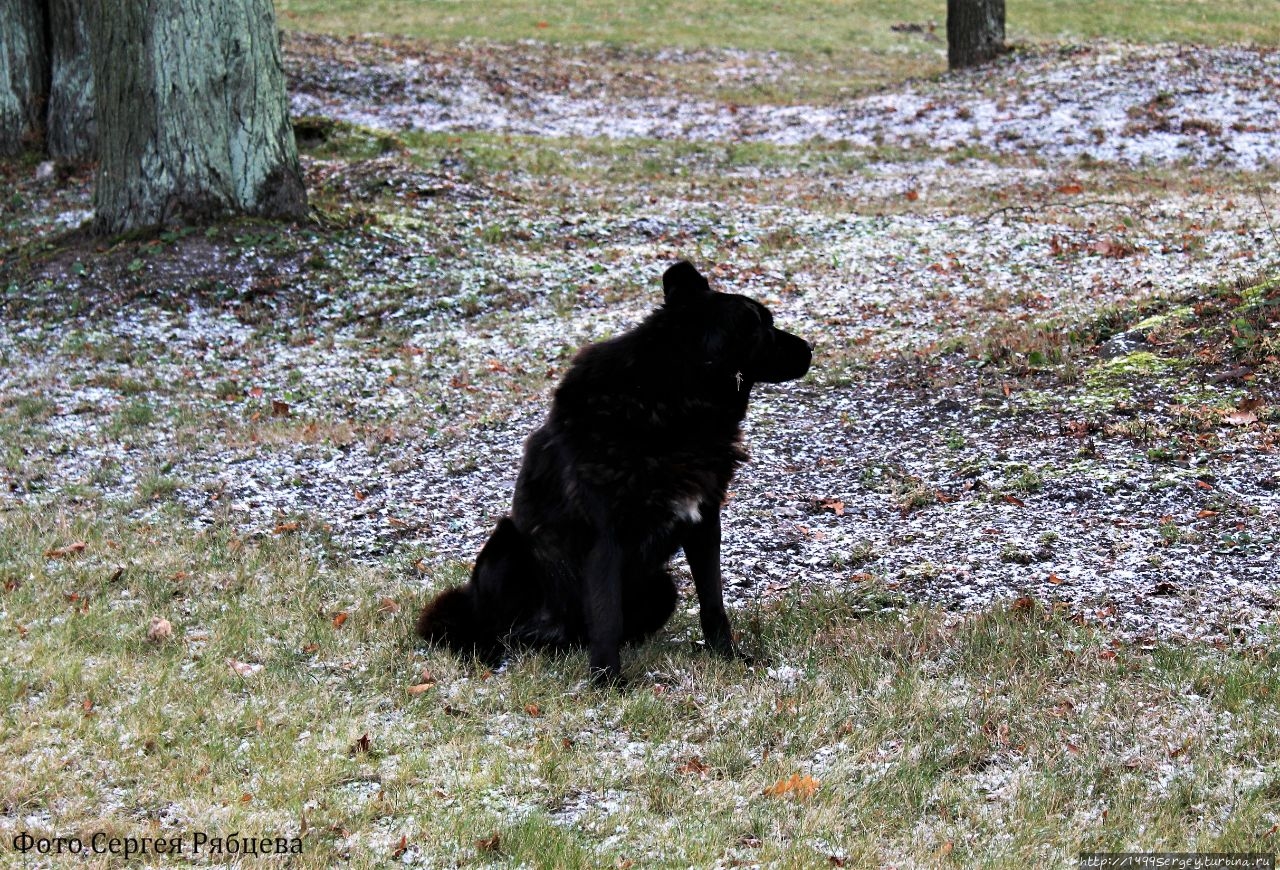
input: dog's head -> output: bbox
[662,261,812,386]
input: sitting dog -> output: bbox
[416,261,812,683]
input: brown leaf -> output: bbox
[349,733,371,755]
[524,703,541,718]
[1002,494,1025,507]
[227,658,263,677]
[45,541,88,559]
[1223,410,1257,426]
[146,616,174,642]
[819,497,845,517]
[301,642,320,654]
[392,835,408,859]
[475,833,501,852]
[1012,596,1036,612]
[273,521,300,534]
[332,612,349,629]
[271,399,291,417]
[677,757,709,776]
[904,189,920,202]
[407,682,435,696]
[1196,510,1219,519]
[1056,182,1084,195]
[763,773,820,800]
[1047,573,1064,585]
[378,597,400,614]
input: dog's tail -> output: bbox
[415,585,481,650]
[417,517,529,659]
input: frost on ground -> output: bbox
[286,35,1280,169]
[2,37,1278,650]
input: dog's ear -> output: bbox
[662,261,711,307]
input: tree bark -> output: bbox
[89,0,307,235]
[0,0,48,155]
[947,0,1005,70]
[46,0,94,160]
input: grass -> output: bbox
[277,0,1280,53]
[3,3,1280,866]
[3,504,1280,866]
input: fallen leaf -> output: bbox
[525,703,541,717]
[273,521,300,534]
[677,757,709,776]
[763,773,820,800]
[45,541,88,559]
[378,597,400,614]
[1196,510,1219,519]
[904,189,920,202]
[1223,410,1257,426]
[1048,573,1064,585]
[476,833,501,852]
[1056,182,1084,195]
[407,682,435,696]
[146,616,174,642]
[392,835,408,859]
[227,658,263,677]
[332,612,348,629]
[350,733,371,755]
[1002,494,1025,507]
[271,399,291,417]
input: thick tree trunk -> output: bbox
[0,0,48,155]
[947,0,1005,70]
[47,0,94,160]
[89,0,307,235]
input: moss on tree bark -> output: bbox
[90,0,307,235]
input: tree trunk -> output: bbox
[89,0,307,235]
[0,0,48,156]
[46,0,94,160]
[947,0,1005,70]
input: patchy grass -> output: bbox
[3,505,1280,865]
[3,10,1280,867]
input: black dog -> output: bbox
[416,261,812,683]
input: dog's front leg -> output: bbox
[585,536,625,685]
[683,505,735,658]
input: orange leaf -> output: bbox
[1056,183,1084,195]
[1196,510,1218,519]
[407,682,435,696]
[1002,494,1025,507]
[764,773,820,800]
[45,541,88,559]
[1047,573,1064,585]
[332,612,348,629]
[904,189,920,202]
[378,597,401,614]
[273,521,300,534]
[525,703,541,717]
[1223,410,1257,426]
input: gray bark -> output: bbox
[0,0,48,155]
[947,0,1005,70]
[90,0,307,235]
[47,0,95,160]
